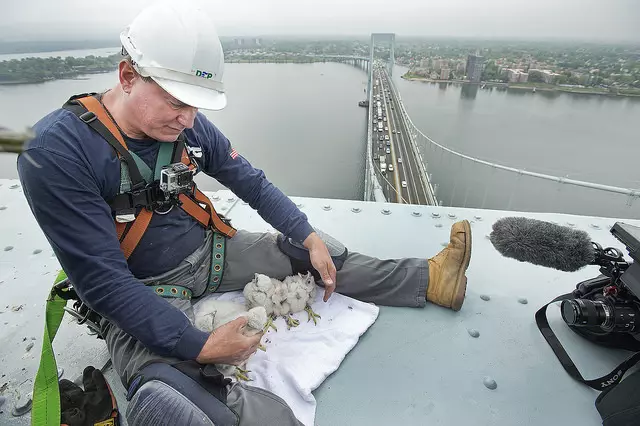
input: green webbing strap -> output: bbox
[207,232,226,294]
[119,151,153,194]
[154,143,175,181]
[32,270,69,426]
[149,284,192,300]
[119,142,174,194]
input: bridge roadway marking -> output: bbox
[380,78,402,203]
[382,73,415,204]
[383,68,433,205]
[389,84,421,204]
[373,72,398,201]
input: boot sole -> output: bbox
[451,220,472,311]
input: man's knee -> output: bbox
[277,228,348,280]
[126,362,238,426]
[127,380,217,426]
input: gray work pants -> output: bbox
[103,229,429,425]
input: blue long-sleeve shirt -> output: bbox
[17,107,314,361]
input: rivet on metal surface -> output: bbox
[483,377,498,390]
[351,207,361,213]
[468,329,480,338]
[227,197,235,202]
[590,224,601,229]
[323,205,332,211]
[212,195,220,201]
[480,294,491,301]
[518,298,528,305]
[381,209,391,215]
[0,206,6,210]
[447,213,456,219]
[431,212,440,218]
[435,223,443,228]
[412,211,422,217]
[32,249,42,255]
[566,222,575,227]
[474,215,482,221]
[4,246,13,251]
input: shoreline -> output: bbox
[400,75,640,98]
[0,69,115,86]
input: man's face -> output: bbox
[127,75,198,142]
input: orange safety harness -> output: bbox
[62,93,236,260]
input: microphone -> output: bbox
[489,217,595,272]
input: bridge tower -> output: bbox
[367,33,396,100]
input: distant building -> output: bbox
[440,68,450,80]
[506,69,529,83]
[431,59,446,71]
[232,37,262,48]
[466,54,484,83]
[529,69,560,84]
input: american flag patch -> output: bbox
[230,147,239,159]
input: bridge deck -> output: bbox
[369,65,436,205]
[1,178,637,425]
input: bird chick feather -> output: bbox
[194,299,267,381]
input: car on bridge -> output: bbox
[401,180,407,188]
[398,158,402,163]
[385,135,389,140]
[386,148,391,154]
[388,165,394,172]
[392,130,396,134]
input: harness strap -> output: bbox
[150,284,193,300]
[62,93,237,261]
[121,209,153,260]
[32,270,69,425]
[535,293,640,391]
[69,96,145,191]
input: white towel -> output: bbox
[193,288,380,426]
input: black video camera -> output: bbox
[560,222,640,347]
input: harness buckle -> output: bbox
[116,208,136,223]
[79,111,98,123]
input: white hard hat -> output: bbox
[120,0,227,110]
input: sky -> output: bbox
[0,0,638,42]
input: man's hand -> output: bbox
[304,232,337,302]
[196,317,263,365]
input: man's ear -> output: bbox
[119,60,138,94]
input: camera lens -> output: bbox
[561,299,613,329]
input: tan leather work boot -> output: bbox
[427,220,472,311]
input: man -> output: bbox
[17,2,472,425]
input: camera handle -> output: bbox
[536,293,640,392]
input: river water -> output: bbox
[1,49,639,218]
[0,57,369,199]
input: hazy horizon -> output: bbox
[1,0,638,44]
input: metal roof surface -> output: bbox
[1,177,639,425]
